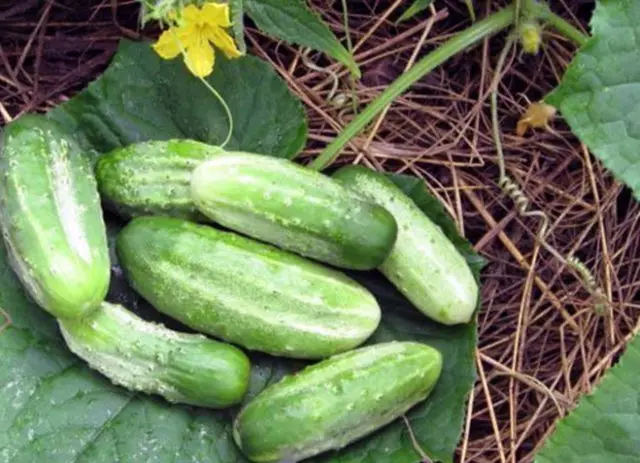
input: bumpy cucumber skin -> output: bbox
[0,114,110,319]
[190,152,398,270]
[59,302,251,408]
[96,139,222,220]
[333,165,479,325]
[233,341,443,462]
[116,216,381,359]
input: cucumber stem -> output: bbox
[309,1,589,171]
[526,1,589,47]
[309,5,515,171]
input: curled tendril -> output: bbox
[491,34,609,314]
[301,48,341,106]
[566,256,608,314]
[499,176,533,217]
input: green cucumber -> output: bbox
[116,216,381,359]
[96,139,222,220]
[0,114,110,319]
[190,152,398,270]
[333,165,479,325]
[233,341,443,462]
[60,302,250,408]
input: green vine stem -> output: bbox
[309,5,515,170]
[526,1,589,47]
[310,2,589,171]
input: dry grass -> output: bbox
[1,1,639,462]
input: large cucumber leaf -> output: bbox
[48,40,307,160]
[535,333,640,463]
[0,39,478,463]
[547,0,640,199]
[244,0,360,77]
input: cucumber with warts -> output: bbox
[60,302,250,408]
[233,341,443,462]
[333,165,478,325]
[116,216,381,359]
[96,139,222,220]
[0,114,110,319]
[190,152,398,270]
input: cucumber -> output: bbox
[96,139,222,220]
[190,152,398,270]
[59,302,250,408]
[0,114,110,319]
[116,216,381,359]
[233,341,443,462]
[333,165,478,325]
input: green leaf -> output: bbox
[547,0,640,199]
[244,0,360,77]
[1,40,478,462]
[397,0,435,23]
[49,40,307,159]
[229,0,247,55]
[535,333,640,463]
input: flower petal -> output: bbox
[181,4,202,23]
[153,29,182,60]
[201,2,232,27]
[184,38,215,77]
[206,27,242,59]
[153,24,198,60]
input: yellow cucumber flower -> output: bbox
[153,2,241,77]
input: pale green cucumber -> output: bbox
[0,114,110,319]
[190,152,398,270]
[333,165,479,325]
[116,216,381,359]
[233,341,443,462]
[96,139,222,220]
[59,302,251,408]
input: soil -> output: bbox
[1,1,638,462]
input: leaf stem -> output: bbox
[309,5,515,171]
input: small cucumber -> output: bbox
[60,302,250,408]
[333,165,478,325]
[233,341,443,462]
[116,216,381,359]
[190,152,398,270]
[96,139,222,220]
[0,114,110,319]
